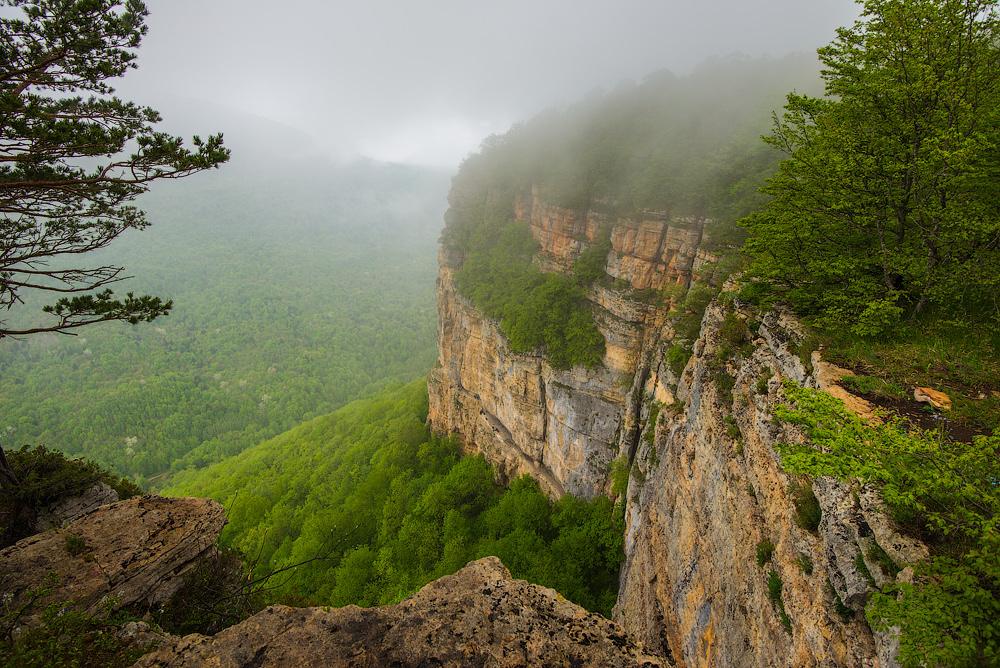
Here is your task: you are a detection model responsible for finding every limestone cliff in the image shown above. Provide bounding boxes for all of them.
[428,190,707,498]
[614,303,921,667]
[427,191,914,666]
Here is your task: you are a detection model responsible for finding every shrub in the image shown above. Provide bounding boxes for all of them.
[64,533,88,557]
[767,570,792,632]
[665,344,690,377]
[610,456,630,498]
[756,539,775,566]
[791,480,822,533]
[777,384,1000,665]
[1,446,141,548]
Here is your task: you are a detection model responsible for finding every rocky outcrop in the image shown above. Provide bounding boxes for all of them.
[136,557,665,668]
[613,303,920,667]
[0,495,225,626]
[33,481,119,531]
[429,192,704,498]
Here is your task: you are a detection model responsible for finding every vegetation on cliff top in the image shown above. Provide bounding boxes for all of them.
[777,384,999,667]
[742,0,999,337]
[167,381,624,617]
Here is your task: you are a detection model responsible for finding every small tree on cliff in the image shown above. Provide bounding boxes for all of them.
[742,0,1000,335]
[0,0,229,482]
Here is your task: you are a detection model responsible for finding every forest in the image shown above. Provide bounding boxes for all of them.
[166,380,624,616]
[0,160,447,481]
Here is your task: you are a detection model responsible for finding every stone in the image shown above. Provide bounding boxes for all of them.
[135,557,665,668]
[0,495,225,627]
[913,386,951,410]
[33,481,119,532]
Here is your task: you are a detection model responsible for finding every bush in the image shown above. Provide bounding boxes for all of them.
[455,222,605,369]
[0,600,150,668]
[1,446,140,548]
[790,480,821,533]
[665,344,690,378]
[777,384,1000,665]
[756,539,775,566]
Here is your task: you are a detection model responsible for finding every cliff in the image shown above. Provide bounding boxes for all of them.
[428,192,916,666]
[428,189,710,498]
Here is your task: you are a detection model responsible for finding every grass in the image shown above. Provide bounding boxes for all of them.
[839,374,907,400]
[822,320,1000,435]
[767,570,792,632]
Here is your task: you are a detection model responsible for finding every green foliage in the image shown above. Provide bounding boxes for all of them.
[0,600,150,668]
[743,0,1000,334]
[0,163,446,479]
[0,0,229,338]
[866,541,901,580]
[664,344,690,378]
[0,445,140,547]
[776,384,1000,666]
[642,402,662,445]
[790,480,822,533]
[167,382,625,617]
[767,570,792,632]
[855,553,877,588]
[724,416,741,441]
[830,582,855,621]
[63,534,87,558]
[610,456,630,498]
[573,227,613,286]
[839,375,907,401]
[454,221,605,369]
[152,547,264,636]
[822,321,1000,435]
[756,371,773,395]
[756,539,775,566]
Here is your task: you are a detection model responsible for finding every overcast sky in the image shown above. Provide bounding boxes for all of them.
[118,0,860,168]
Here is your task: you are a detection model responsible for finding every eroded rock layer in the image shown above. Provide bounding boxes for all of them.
[0,495,225,627]
[135,557,665,668]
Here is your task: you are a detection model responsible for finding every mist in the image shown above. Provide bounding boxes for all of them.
[121,0,860,168]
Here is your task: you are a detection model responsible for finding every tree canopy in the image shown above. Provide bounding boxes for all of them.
[0,0,229,338]
[743,0,1000,335]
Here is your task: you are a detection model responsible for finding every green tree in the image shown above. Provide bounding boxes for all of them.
[743,0,999,335]
[0,0,229,339]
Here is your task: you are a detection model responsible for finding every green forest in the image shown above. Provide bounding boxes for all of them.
[166,380,624,616]
[0,162,447,481]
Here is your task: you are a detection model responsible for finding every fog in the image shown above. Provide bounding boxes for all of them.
[120,0,859,168]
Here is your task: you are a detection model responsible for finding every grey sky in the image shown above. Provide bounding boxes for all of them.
[121,0,860,167]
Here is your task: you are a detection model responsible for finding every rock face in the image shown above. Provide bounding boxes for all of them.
[613,304,920,666]
[135,557,665,668]
[428,192,705,498]
[428,188,917,665]
[0,495,225,626]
